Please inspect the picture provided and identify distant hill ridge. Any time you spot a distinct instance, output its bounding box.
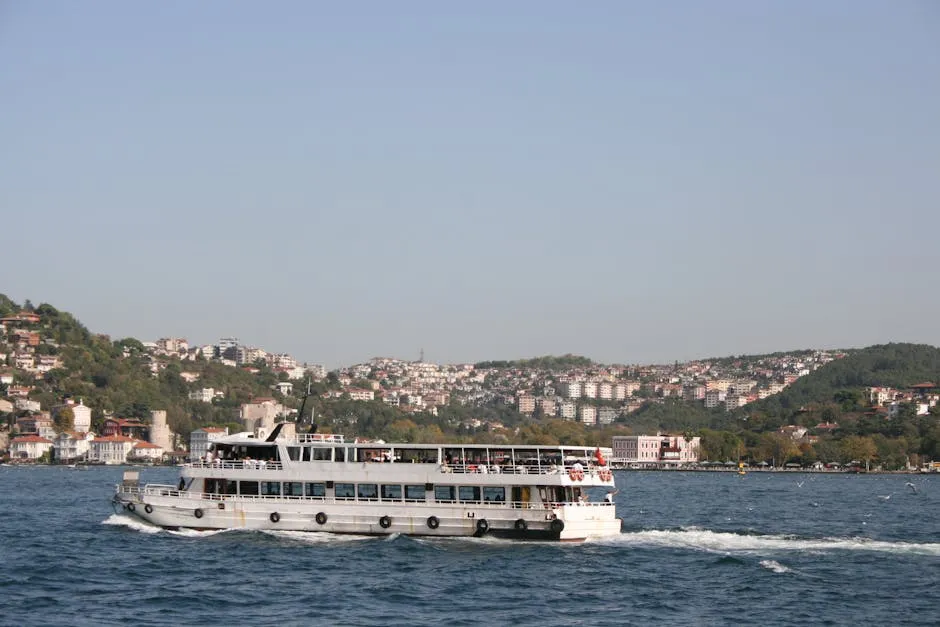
[746,343,940,416]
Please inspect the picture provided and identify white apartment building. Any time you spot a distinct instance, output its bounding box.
[189,388,217,403]
[704,389,726,409]
[725,395,748,411]
[189,427,230,461]
[579,405,597,426]
[559,381,582,399]
[598,382,613,400]
[10,435,53,460]
[88,435,137,464]
[53,431,94,462]
[130,440,165,462]
[559,401,577,420]
[582,381,598,399]
[517,395,536,415]
[536,397,557,417]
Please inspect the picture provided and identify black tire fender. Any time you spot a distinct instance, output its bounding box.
[270,512,281,523]
[427,515,440,530]
[476,518,489,535]
[315,512,328,525]
[514,518,527,531]
[550,518,564,534]
[127,502,136,512]
[144,504,153,514]
[194,508,204,519]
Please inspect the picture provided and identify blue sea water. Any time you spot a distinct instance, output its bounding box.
[1,466,938,627]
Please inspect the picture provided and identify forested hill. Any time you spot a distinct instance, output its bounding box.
[746,343,940,416]
[0,296,291,438]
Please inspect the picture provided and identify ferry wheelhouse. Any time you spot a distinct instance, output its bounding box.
[113,425,620,541]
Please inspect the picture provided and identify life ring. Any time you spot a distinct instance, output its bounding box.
[315,512,328,525]
[427,515,440,530]
[270,512,281,523]
[475,518,489,535]
[127,502,136,512]
[568,468,584,481]
[514,518,528,531]
[194,508,204,519]
[599,469,612,481]
[379,515,392,529]
[550,518,565,534]
[144,504,153,514]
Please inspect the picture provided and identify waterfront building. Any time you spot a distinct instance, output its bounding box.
[10,435,53,460]
[53,431,95,462]
[88,435,137,464]
[189,427,230,462]
[611,435,701,467]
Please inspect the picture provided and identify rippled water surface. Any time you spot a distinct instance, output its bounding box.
[1,466,937,626]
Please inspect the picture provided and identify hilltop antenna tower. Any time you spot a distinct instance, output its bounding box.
[419,348,425,363]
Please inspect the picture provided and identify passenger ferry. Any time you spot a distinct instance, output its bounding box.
[113,423,620,541]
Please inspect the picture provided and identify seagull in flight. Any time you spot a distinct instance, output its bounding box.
[905,482,918,494]
[796,481,805,488]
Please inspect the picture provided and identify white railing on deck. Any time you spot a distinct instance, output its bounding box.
[190,460,283,471]
[117,483,614,508]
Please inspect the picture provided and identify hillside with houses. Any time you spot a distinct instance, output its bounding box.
[1,294,939,470]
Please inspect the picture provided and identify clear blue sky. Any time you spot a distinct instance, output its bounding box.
[2,1,938,367]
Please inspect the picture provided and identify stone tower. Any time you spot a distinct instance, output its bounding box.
[150,410,174,452]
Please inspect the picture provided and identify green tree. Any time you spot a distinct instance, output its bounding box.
[840,435,877,470]
[54,406,74,431]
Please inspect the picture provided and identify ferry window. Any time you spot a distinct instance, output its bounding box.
[313,448,331,461]
[334,448,345,462]
[303,447,311,462]
[335,483,355,499]
[483,487,506,503]
[288,447,301,461]
[225,480,238,495]
[240,481,259,496]
[284,482,304,497]
[305,482,326,498]
[358,483,379,501]
[434,486,456,503]
[459,486,481,503]
[381,485,402,501]
[261,481,281,496]
[404,485,426,501]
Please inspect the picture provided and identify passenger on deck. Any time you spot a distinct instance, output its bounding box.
[604,489,619,504]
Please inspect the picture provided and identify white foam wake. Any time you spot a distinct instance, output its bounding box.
[598,528,940,556]
[759,559,792,573]
[102,514,228,537]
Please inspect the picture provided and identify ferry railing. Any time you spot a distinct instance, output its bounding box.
[120,483,616,509]
[441,463,608,477]
[189,460,283,471]
[118,483,615,508]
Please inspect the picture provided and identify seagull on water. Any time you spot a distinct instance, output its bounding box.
[877,494,892,501]
[796,481,805,488]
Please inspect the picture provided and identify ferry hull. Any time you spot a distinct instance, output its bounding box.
[113,493,621,541]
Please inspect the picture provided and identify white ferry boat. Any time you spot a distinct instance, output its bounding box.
[113,424,620,541]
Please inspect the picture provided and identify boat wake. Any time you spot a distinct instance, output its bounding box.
[103,514,376,543]
[102,514,229,537]
[759,559,792,574]
[595,528,940,556]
